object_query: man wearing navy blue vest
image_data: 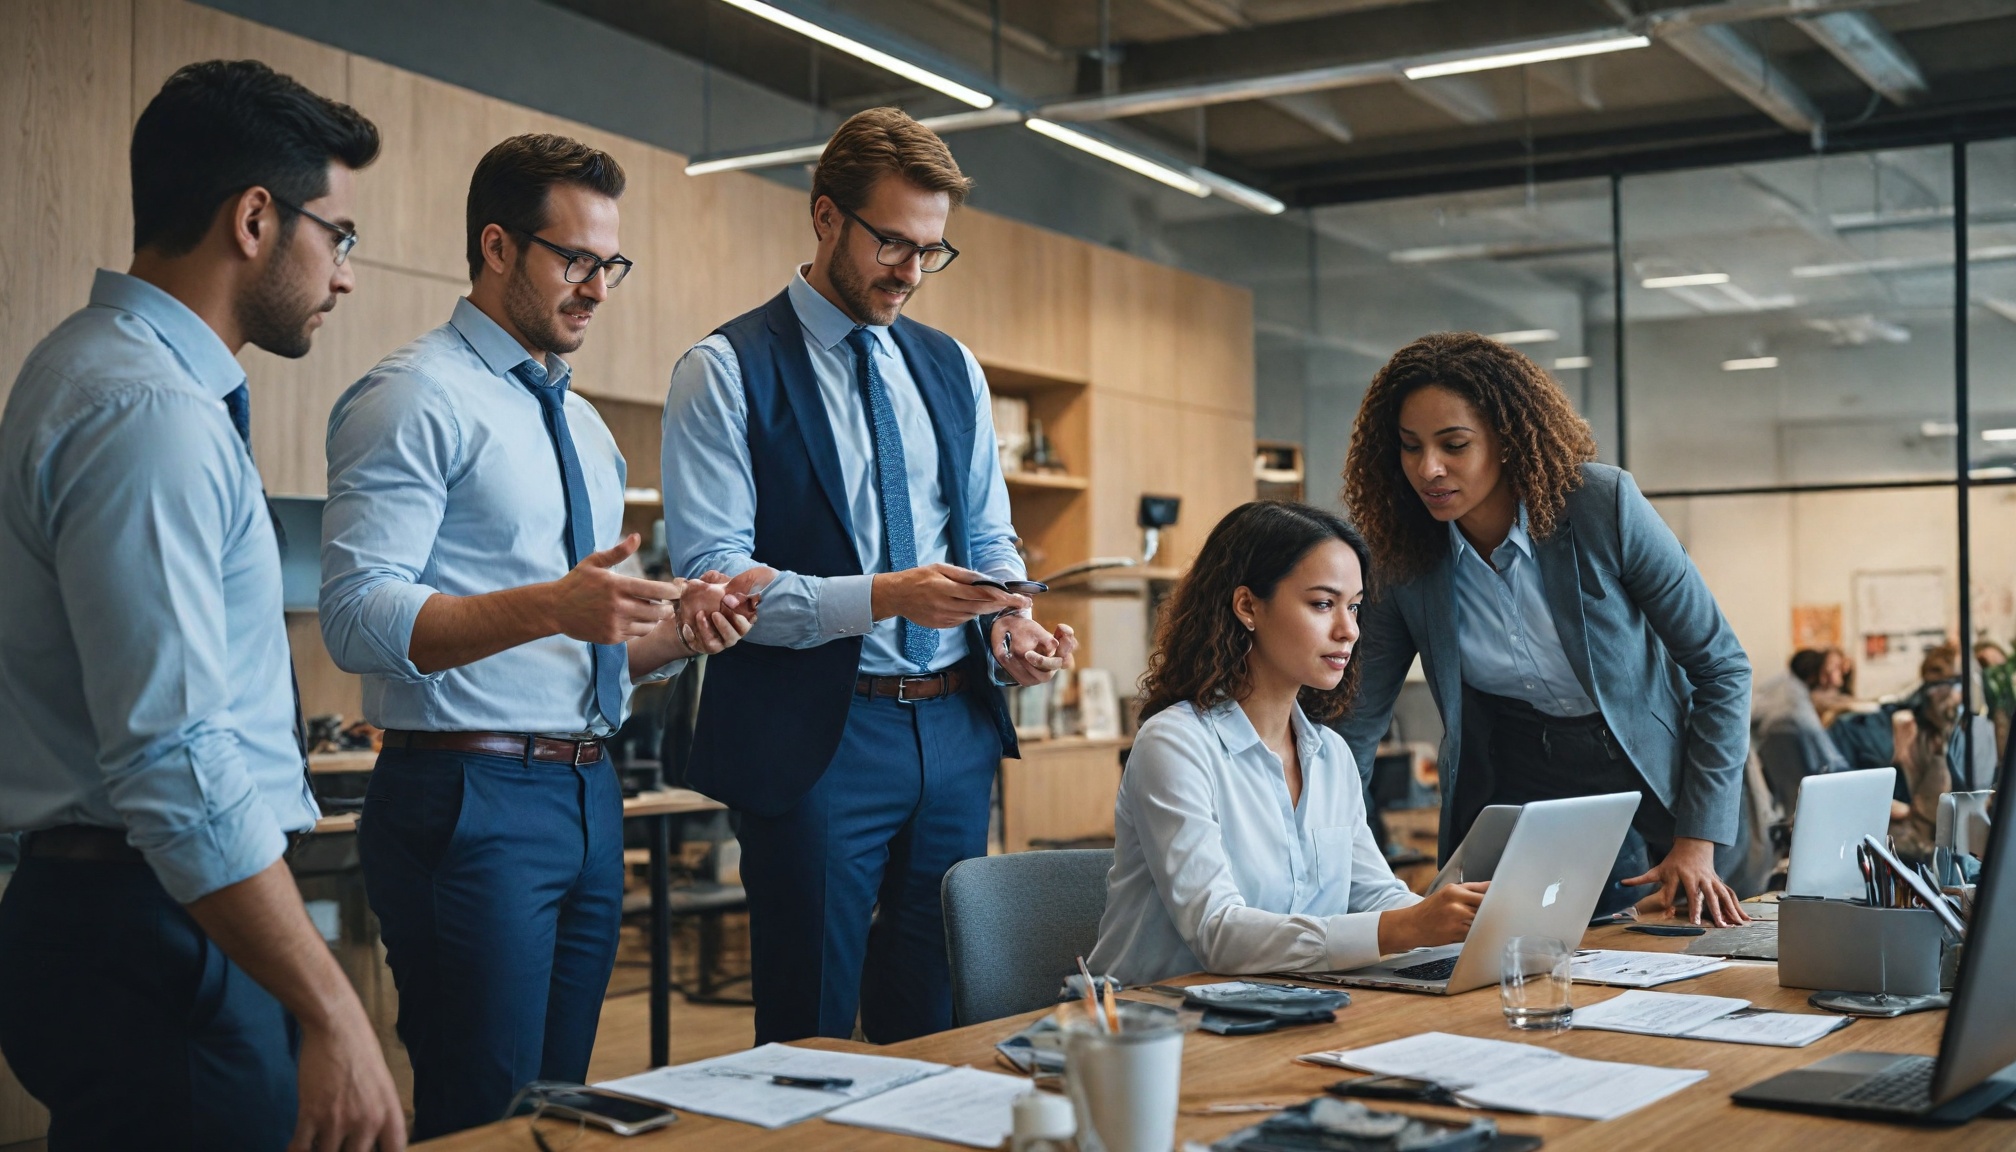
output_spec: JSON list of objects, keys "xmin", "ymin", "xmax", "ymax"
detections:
[{"xmin": 662, "ymin": 107, "xmax": 1077, "ymax": 1044}]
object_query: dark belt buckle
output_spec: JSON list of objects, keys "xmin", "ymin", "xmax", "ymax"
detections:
[{"xmin": 894, "ymin": 673, "xmax": 939, "ymax": 705}]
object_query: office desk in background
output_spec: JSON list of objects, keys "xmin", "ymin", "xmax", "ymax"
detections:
[
  {"xmin": 411, "ymin": 921, "xmax": 2012, "ymax": 1151},
  {"xmin": 311, "ymin": 786, "xmax": 726, "ymax": 1069}
]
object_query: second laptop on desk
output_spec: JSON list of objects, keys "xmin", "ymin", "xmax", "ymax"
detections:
[{"xmin": 1301, "ymin": 792, "xmax": 1639, "ymax": 995}]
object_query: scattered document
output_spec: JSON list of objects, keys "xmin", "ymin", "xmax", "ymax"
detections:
[
  {"xmin": 824, "ymin": 1066, "xmax": 1030, "ymax": 1148},
  {"xmin": 1301, "ymin": 1032, "xmax": 1706, "ymax": 1121},
  {"xmin": 1683, "ymin": 1008, "xmax": 1850, "ymax": 1048},
  {"xmin": 1572, "ymin": 991, "xmax": 1850, "ymax": 1048},
  {"xmin": 599, "ymin": 1043, "xmax": 948, "ymax": 1128},
  {"xmin": 1572, "ymin": 990, "xmax": 1752, "ymax": 1036},
  {"xmin": 1570, "ymin": 949, "xmax": 1729, "ymax": 988}
]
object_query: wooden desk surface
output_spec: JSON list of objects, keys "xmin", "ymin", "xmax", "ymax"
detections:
[
  {"xmin": 308, "ymin": 788, "xmax": 723, "ymax": 835},
  {"xmin": 415, "ymin": 920, "xmax": 2013, "ymax": 1152}
]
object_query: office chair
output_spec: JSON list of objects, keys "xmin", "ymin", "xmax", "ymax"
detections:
[{"xmin": 941, "ymin": 849, "xmax": 1113, "ymax": 1026}]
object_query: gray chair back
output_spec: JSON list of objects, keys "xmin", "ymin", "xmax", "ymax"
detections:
[{"xmin": 941, "ymin": 849, "xmax": 1113, "ymax": 1027}]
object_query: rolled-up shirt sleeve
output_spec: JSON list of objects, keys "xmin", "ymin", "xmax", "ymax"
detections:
[
  {"xmin": 47, "ymin": 393, "xmax": 287, "ymax": 902},
  {"xmin": 1124, "ymin": 723, "xmax": 1414, "ymax": 975},
  {"xmin": 319, "ymin": 365, "xmax": 460, "ymax": 680},
  {"xmin": 661, "ymin": 338, "xmax": 874, "ymax": 649}
]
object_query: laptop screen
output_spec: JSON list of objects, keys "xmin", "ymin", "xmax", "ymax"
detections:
[{"xmin": 1934, "ymin": 788, "xmax": 2015, "ymax": 1104}]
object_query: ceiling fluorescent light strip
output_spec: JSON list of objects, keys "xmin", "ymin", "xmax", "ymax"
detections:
[
  {"xmin": 1187, "ymin": 166, "xmax": 1285, "ymax": 215},
  {"xmin": 1403, "ymin": 33, "xmax": 1649, "ymax": 80},
  {"xmin": 1982, "ymin": 428, "xmax": 2016, "ymax": 442},
  {"xmin": 1554, "ymin": 356, "xmax": 1593, "ymax": 370},
  {"xmin": 686, "ymin": 109, "xmax": 1025, "ymax": 177},
  {"xmin": 1642, "ymin": 272, "xmax": 1731, "ymax": 288},
  {"xmin": 1025, "ymin": 119, "xmax": 1210, "ymax": 197},
  {"xmin": 718, "ymin": 0, "xmax": 993, "ymax": 108},
  {"xmin": 1721, "ymin": 356, "xmax": 1779, "ymax": 371},
  {"xmin": 1488, "ymin": 328, "xmax": 1560, "ymax": 345}
]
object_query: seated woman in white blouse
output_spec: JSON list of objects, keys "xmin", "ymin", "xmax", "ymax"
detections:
[{"xmin": 1088, "ymin": 501, "xmax": 1486, "ymax": 986}]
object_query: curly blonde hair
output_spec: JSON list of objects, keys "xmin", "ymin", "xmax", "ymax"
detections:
[
  {"xmin": 1343, "ymin": 332, "xmax": 1596, "ymax": 585},
  {"xmin": 1138, "ymin": 502, "xmax": 1372, "ymax": 724}
]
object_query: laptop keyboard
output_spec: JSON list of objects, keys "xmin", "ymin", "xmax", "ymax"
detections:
[
  {"xmin": 1837, "ymin": 1057, "xmax": 1936, "ymax": 1111},
  {"xmin": 1391, "ymin": 956, "xmax": 1460, "ymax": 981}
]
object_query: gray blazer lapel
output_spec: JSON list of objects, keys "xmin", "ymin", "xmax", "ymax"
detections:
[
  {"xmin": 1534, "ymin": 525, "xmax": 1599, "ymax": 702},
  {"xmin": 1420, "ymin": 559, "xmax": 1464, "ymax": 711}
]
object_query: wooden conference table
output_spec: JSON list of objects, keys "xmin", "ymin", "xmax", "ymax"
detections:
[
  {"xmin": 416, "ymin": 917, "xmax": 2012, "ymax": 1152},
  {"xmin": 311, "ymin": 786, "xmax": 725, "ymax": 1068}
]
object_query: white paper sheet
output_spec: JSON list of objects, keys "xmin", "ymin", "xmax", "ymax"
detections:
[
  {"xmin": 598, "ymin": 1043, "xmax": 948, "ymax": 1128},
  {"xmin": 1570, "ymin": 949, "xmax": 1729, "ymax": 988},
  {"xmin": 1303, "ymin": 1032, "xmax": 1706, "ymax": 1121},
  {"xmin": 823, "ymin": 1066, "xmax": 1031, "ymax": 1148},
  {"xmin": 1571, "ymin": 990, "xmax": 1752, "ymax": 1037},
  {"xmin": 1680, "ymin": 1008, "xmax": 1852, "ymax": 1048}
]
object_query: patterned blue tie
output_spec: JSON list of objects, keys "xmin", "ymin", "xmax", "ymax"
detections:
[
  {"xmin": 512, "ymin": 361, "xmax": 625, "ymax": 729},
  {"xmin": 845, "ymin": 327, "xmax": 937, "ymax": 671}
]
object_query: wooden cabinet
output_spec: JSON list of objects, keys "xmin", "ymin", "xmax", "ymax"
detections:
[{"xmin": 998, "ymin": 737, "xmax": 1129, "ymax": 854}]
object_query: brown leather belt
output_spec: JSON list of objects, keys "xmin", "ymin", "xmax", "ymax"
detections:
[
  {"xmin": 381, "ymin": 730, "xmax": 606, "ymax": 765},
  {"xmin": 854, "ymin": 668, "xmax": 968, "ymax": 703},
  {"xmin": 24, "ymin": 825, "xmax": 144, "ymax": 863}
]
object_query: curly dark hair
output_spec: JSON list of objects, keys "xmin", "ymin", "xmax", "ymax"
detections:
[
  {"xmin": 1138, "ymin": 501, "xmax": 1372, "ymax": 724},
  {"xmin": 1343, "ymin": 332, "xmax": 1596, "ymax": 585}
]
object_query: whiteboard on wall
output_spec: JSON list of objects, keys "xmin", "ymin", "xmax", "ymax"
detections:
[{"xmin": 1853, "ymin": 569, "xmax": 1948, "ymax": 698}]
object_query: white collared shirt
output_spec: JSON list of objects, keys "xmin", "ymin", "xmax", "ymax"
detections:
[
  {"xmin": 1448, "ymin": 506, "xmax": 1597, "ymax": 717},
  {"xmin": 1087, "ymin": 698, "xmax": 1419, "ymax": 986}
]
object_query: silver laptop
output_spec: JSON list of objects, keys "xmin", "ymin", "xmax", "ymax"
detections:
[
  {"xmin": 1785, "ymin": 768, "xmax": 1897, "ymax": 899},
  {"xmin": 1424, "ymin": 805, "xmax": 1521, "ymax": 894},
  {"xmin": 1309, "ymin": 792, "xmax": 1639, "ymax": 995},
  {"xmin": 1735, "ymin": 775, "xmax": 2016, "ymax": 1124}
]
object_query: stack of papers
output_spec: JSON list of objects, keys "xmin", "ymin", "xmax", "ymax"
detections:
[
  {"xmin": 1301, "ymin": 1032, "xmax": 1706, "ymax": 1121},
  {"xmin": 825, "ymin": 1066, "xmax": 1033, "ymax": 1148},
  {"xmin": 1571, "ymin": 990, "xmax": 1851, "ymax": 1048},
  {"xmin": 1570, "ymin": 949, "xmax": 1728, "ymax": 987},
  {"xmin": 599, "ymin": 1043, "xmax": 949, "ymax": 1128}
]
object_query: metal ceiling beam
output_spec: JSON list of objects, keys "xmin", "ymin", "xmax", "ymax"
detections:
[
  {"xmin": 1034, "ymin": 0, "xmax": 1914, "ymax": 127},
  {"xmin": 1399, "ymin": 76, "xmax": 1501, "ymax": 124},
  {"xmin": 1654, "ymin": 21, "xmax": 1821, "ymax": 132},
  {"xmin": 1791, "ymin": 10, "xmax": 1928, "ymax": 104},
  {"xmin": 1266, "ymin": 92, "xmax": 1356, "ymax": 142}
]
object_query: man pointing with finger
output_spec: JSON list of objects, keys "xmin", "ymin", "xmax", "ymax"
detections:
[
  {"xmin": 662, "ymin": 108, "xmax": 1076, "ymax": 1045},
  {"xmin": 321, "ymin": 135, "xmax": 753, "ymax": 1139}
]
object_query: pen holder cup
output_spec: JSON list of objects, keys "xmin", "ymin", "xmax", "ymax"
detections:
[
  {"xmin": 1057, "ymin": 1001, "xmax": 1189, "ymax": 1152},
  {"xmin": 1778, "ymin": 897, "xmax": 1944, "ymax": 996}
]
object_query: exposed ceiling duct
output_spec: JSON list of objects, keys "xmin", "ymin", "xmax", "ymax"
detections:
[{"xmin": 1791, "ymin": 10, "xmax": 1929, "ymax": 104}]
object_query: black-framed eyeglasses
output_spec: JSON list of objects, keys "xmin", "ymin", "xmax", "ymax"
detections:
[
  {"xmin": 271, "ymin": 196, "xmax": 358, "ymax": 265},
  {"xmin": 836, "ymin": 203, "xmax": 959, "ymax": 273},
  {"xmin": 509, "ymin": 226, "xmax": 634, "ymax": 288}
]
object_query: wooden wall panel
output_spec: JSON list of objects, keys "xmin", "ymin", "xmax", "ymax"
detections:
[
  {"xmin": 1176, "ymin": 407, "xmax": 1258, "ymax": 568},
  {"xmin": 0, "ymin": 0, "xmax": 131, "ymax": 406},
  {"xmin": 1087, "ymin": 246, "xmax": 1181, "ymax": 402},
  {"xmin": 1178, "ymin": 273, "xmax": 1256, "ymax": 416},
  {"xmin": 906, "ymin": 211, "xmax": 1090, "ymax": 384},
  {"xmin": 1089, "ymin": 390, "xmax": 1183, "ymax": 561},
  {"xmin": 131, "ymin": 0, "xmax": 348, "ymax": 111},
  {"xmin": 650, "ymin": 154, "xmax": 810, "ymax": 368},
  {"xmin": 346, "ymin": 58, "xmax": 493, "ymax": 284},
  {"xmin": 245, "ymin": 262, "xmax": 453, "ymax": 495}
]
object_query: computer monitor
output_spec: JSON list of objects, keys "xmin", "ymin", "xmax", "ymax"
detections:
[{"xmin": 1932, "ymin": 785, "xmax": 2016, "ymax": 1106}]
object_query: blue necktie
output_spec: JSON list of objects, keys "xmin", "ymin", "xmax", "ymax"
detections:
[
  {"xmin": 845, "ymin": 328, "xmax": 937, "ymax": 671},
  {"xmin": 513, "ymin": 361, "xmax": 626, "ymax": 729},
  {"xmin": 223, "ymin": 384, "xmax": 313, "ymax": 775}
]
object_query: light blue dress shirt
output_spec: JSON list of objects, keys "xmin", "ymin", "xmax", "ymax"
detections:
[
  {"xmin": 0, "ymin": 270, "xmax": 316, "ymax": 903},
  {"xmin": 321, "ymin": 297, "xmax": 673, "ymax": 736},
  {"xmin": 661, "ymin": 270, "xmax": 1024, "ymax": 676},
  {"xmin": 1449, "ymin": 507, "xmax": 1599, "ymax": 718},
  {"xmin": 1087, "ymin": 699, "xmax": 1420, "ymax": 986}
]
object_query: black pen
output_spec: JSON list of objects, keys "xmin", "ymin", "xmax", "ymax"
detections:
[{"xmin": 772, "ymin": 1075, "xmax": 854, "ymax": 1090}]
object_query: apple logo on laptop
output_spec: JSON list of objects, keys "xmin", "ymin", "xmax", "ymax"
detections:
[{"xmin": 1542, "ymin": 881, "xmax": 1562, "ymax": 907}]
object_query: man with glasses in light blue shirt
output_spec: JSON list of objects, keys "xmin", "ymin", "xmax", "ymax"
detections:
[
  {"xmin": 320, "ymin": 134, "xmax": 753, "ymax": 1140},
  {"xmin": 0, "ymin": 61, "xmax": 404, "ymax": 1151}
]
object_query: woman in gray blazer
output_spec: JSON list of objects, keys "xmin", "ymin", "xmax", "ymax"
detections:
[{"xmin": 1337, "ymin": 333, "xmax": 1752, "ymax": 925}]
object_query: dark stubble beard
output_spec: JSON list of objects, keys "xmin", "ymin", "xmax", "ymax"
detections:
[
  {"xmin": 504, "ymin": 252, "xmax": 592, "ymax": 356},
  {"xmin": 829, "ymin": 229, "xmax": 912, "ymax": 326},
  {"xmin": 236, "ymin": 235, "xmax": 331, "ymax": 360}
]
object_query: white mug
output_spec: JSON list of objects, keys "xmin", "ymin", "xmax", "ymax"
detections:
[{"xmin": 1058, "ymin": 1001, "xmax": 1188, "ymax": 1152}]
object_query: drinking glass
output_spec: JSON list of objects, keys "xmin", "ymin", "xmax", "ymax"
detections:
[{"xmin": 1501, "ymin": 935, "xmax": 1573, "ymax": 1031}]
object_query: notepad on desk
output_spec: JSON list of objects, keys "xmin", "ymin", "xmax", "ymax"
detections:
[
  {"xmin": 824, "ymin": 1066, "xmax": 1031, "ymax": 1148},
  {"xmin": 1572, "ymin": 990, "xmax": 1851, "ymax": 1048},
  {"xmin": 598, "ymin": 1043, "xmax": 949, "ymax": 1128},
  {"xmin": 1301, "ymin": 1031, "xmax": 1706, "ymax": 1121}
]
